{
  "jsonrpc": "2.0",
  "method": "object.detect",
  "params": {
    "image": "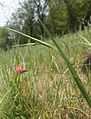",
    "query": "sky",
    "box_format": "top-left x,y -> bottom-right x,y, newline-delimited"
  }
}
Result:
0,0 -> 23,26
